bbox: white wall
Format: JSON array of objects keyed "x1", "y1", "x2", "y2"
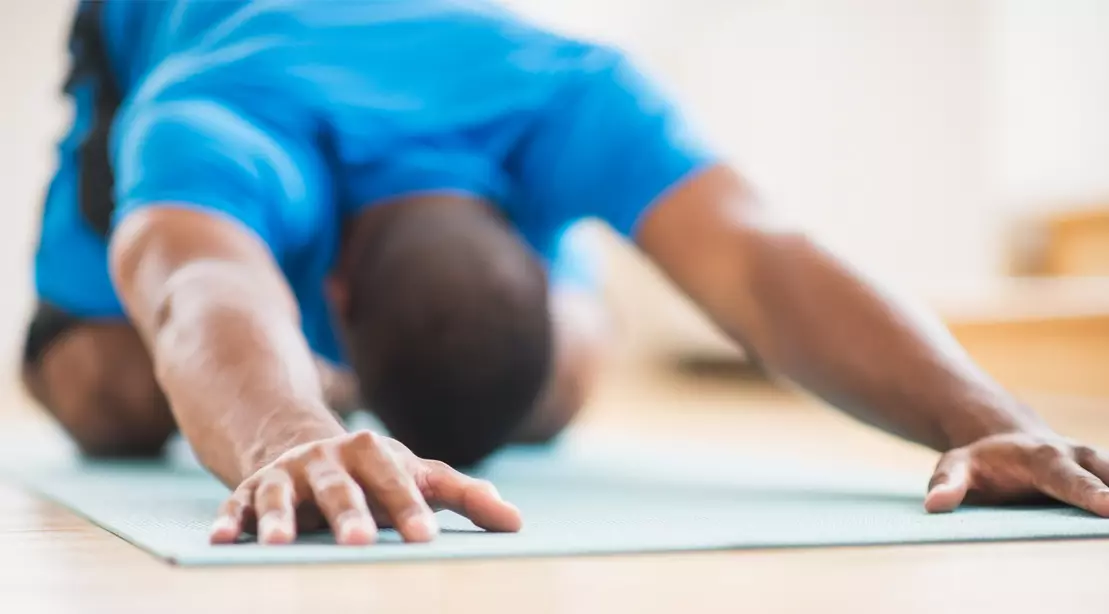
[
  {"x1": 511, "y1": 0, "x2": 996, "y2": 287},
  {"x1": 0, "y1": 1, "x2": 73, "y2": 379},
  {"x1": 677, "y1": 0, "x2": 995, "y2": 288},
  {"x1": 506, "y1": 0, "x2": 998, "y2": 353},
  {"x1": 988, "y1": 0, "x2": 1109, "y2": 213}
]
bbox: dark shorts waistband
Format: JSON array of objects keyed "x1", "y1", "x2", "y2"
[{"x1": 22, "y1": 303, "x2": 87, "y2": 367}]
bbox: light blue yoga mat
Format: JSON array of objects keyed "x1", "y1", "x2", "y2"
[{"x1": 4, "y1": 429, "x2": 1109, "y2": 566}]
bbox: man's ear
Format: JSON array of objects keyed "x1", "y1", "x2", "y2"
[{"x1": 325, "y1": 274, "x2": 350, "y2": 320}]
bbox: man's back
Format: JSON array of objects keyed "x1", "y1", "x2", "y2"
[{"x1": 120, "y1": 0, "x2": 623, "y2": 214}]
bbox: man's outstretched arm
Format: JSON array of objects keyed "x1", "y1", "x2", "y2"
[
  {"x1": 110, "y1": 207, "x2": 340, "y2": 485},
  {"x1": 636, "y1": 165, "x2": 1109, "y2": 515},
  {"x1": 110, "y1": 207, "x2": 521, "y2": 545},
  {"x1": 106, "y1": 97, "x2": 521, "y2": 545}
]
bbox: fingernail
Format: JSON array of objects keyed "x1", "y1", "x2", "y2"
[
  {"x1": 339, "y1": 518, "x2": 375, "y2": 545},
  {"x1": 259, "y1": 515, "x2": 290, "y2": 544},
  {"x1": 408, "y1": 514, "x2": 439, "y2": 541},
  {"x1": 210, "y1": 516, "x2": 237, "y2": 536},
  {"x1": 258, "y1": 515, "x2": 276, "y2": 541}
]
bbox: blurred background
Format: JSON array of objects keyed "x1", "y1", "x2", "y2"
[{"x1": 2, "y1": 0, "x2": 1108, "y2": 400}]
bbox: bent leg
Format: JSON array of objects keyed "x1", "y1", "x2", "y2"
[
  {"x1": 21, "y1": 304, "x2": 175, "y2": 457},
  {"x1": 512, "y1": 285, "x2": 610, "y2": 444},
  {"x1": 513, "y1": 223, "x2": 611, "y2": 442}
]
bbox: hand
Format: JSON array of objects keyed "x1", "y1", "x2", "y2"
[
  {"x1": 209, "y1": 430, "x2": 523, "y2": 545},
  {"x1": 925, "y1": 431, "x2": 1109, "y2": 517}
]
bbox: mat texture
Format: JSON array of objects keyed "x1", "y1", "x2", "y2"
[{"x1": 4, "y1": 430, "x2": 1109, "y2": 566}]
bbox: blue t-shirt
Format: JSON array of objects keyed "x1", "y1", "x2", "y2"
[{"x1": 35, "y1": 0, "x2": 713, "y2": 363}]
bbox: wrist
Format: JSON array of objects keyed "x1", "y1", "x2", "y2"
[
  {"x1": 940, "y1": 396, "x2": 1050, "y2": 450},
  {"x1": 237, "y1": 404, "x2": 346, "y2": 479}
]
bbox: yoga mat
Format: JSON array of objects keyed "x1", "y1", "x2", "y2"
[{"x1": 3, "y1": 429, "x2": 1108, "y2": 566}]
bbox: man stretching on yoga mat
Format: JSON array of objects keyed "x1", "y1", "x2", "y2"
[{"x1": 24, "y1": 0, "x2": 1109, "y2": 546}]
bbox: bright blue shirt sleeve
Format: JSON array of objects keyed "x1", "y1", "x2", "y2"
[
  {"x1": 507, "y1": 55, "x2": 716, "y2": 261},
  {"x1": 571, "y1": 58, "x2": 714, "y2": 239},
  {"x1": 110, "y1": 97, "x2": 325, "y2": 255}
]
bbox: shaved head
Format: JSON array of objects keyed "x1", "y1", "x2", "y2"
[{"x1": 338, "y1": 195, "x2": 552, "y2": 466}]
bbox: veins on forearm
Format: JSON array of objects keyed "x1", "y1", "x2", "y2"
[{"x1": 741, "y1": 235, "x2": 1036, "y2": 451}]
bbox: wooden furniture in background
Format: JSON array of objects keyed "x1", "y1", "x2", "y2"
[
  {"x1": 1006, "y1": 206, "x2": 1109, "y2": 277},
  {"x1": 596, "y1": 207, "x2": 1109, "y2": 399},
  {"x1": 936, "y1": 278, "x2": 1109, "y2": 398},
  {"x1": 1043, "y1": 208, "x2": 1109, "y2": 276}
]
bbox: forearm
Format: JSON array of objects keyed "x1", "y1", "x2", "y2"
[
  {"x1": 150, "y1": 275, "x2": 345, "y2": 485},
  {"x1": 110, "y1": 207, "x2": 347, "y2": 487},
  {"x1": 734, "y1": 233, "x2": 1047, "y2": 451}
]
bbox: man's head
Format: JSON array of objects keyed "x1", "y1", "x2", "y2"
[{"x1": 333, "y1": 195, "x2": 552, "y2": 467}]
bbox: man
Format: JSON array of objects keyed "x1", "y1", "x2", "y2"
[{"x1": 25, "y1": 0, "x2": 1109, "y2": 547}]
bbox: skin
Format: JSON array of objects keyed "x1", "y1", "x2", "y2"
[
  {"x1": 323, "y1": 197, "x2": 608, "y2": 446},
  {"x1": 22, "y1": 248, "x2": 594, "y2": 542},
  {"x1": 20, "y1": 322, "x2": 367, "y2": 457},
  {"x1": 512, "y1": 286, "x2": 609, "y2": 444},
  {"x1": 106, "y1": 163, "x2": 1109, "y2": 546},
  {"x1": 109, "y1": 205, "x2": 525, "y2": 544},
  {"x1": 21, "y1": 265, "x2": 593, "y2": 458},
  {"x1": 636, "y1": 166, "x2": 1109, "y2": 516},
  {"x1": 21, "y1": 322, "x2": 177, "y2": 457}
]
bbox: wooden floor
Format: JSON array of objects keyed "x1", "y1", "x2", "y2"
[{"x1": 4, "y1": 368, "x2": 1109, "y2": 614}]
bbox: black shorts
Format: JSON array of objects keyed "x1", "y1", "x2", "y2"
[{"x1": 22, "y1": 303, "x2": 88, "y2": 368}]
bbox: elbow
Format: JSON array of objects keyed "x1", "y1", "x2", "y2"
[
  {"x1": 108, "y1": 208, "x2": 207, "y2": 332},
  {"x1": 108, "y1": 208, "x2": 297, "y2": 337},
  {"x1": 107, "y1": 209, "x2": 160, "y2": 312},
  {"x1": 108, "y1": 210, "x2": 188, "y2": 337}
]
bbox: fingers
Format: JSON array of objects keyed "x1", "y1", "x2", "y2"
[
  {"x1": 420, "y1": 460, "x2": 523, "y2": 532},
  {"x1": 210, "y1": 485, "x2": 255, "y2": 544},
  {"x1": 924, "y1": 451, "x2": 971, "y2": 514},
  {"x1": 1075, "y1": 445, "x2": 1109, "y2": 484},
  {"x1": 345, "y1": 431, "x2": 439, "y2": 543},
  {"x1": 253, "y1": 469, "x2": 299, "y2": 544},
  {"x1": 214, "y1": 432, "x2": 517, "y2": 547},
  {"x1": 1031, "y1": 453, "x2": 1109, "y2": 517},
  {"x1": 304, "y1": 456, "x2": 378, "y2": 545}
]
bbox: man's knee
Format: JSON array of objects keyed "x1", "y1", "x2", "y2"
[
  {"x1": 23, "y1": 317, "x2": 175, "y2": 458},
  {"x1": 342, "y1": 197, "x2": 553, "y2": 467},
  {"x1": 512, "y1": 361, "x2": 591, "y2": 445},
  {"x1": 514, "y1": 289, "x2": 610, "y2": 444}
]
